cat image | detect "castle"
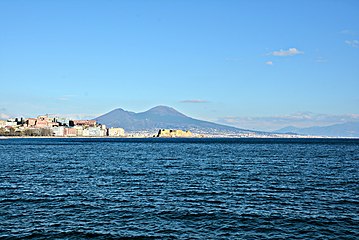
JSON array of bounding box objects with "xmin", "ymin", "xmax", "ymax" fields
[{"xmin": 156, "ymin": 129, "xmax": 193, "ymax": 138}]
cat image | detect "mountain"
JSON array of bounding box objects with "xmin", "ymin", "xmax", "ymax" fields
[
  {"xmin": 275, "ymin": 122, "xmax": 359, "ymax": 137},
  {"xmin": 94, "ymin": 106, "xmax": 253, "ymax": 134}
]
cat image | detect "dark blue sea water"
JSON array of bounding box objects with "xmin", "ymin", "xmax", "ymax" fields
[{"xmin": 0, "ymin": 138, "xmax": 358, "ymax": 239}]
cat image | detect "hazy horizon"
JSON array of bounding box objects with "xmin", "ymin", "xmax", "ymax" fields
[{"xmin": 1, "ymin": 1, "xmax": 358, "ymax": 131}]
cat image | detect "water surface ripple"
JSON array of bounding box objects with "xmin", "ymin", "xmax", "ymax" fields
[{"xmin": 0, "ymin": 138, "xmax": 358, "ymax": 239}]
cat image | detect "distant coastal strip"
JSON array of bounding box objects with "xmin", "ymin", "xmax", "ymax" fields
[{"xmin": 3, "ymin": 106, "xmax": 355, "ymax": 138}]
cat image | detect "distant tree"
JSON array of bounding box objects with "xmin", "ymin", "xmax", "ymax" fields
[
  {"xmin": 8, "ymin": 127, "xmax": 15, "ymax": 136},
  {"xmin": 24, "ymin": 129, "xmax": 40, "ymax": 136},
  {"xmin": 24, "ymin": 129, "xmax": 32, "ymax": 136},
  {"xmin": 40, "ymin": 128, "xmax": 52, "ymax": 136}
]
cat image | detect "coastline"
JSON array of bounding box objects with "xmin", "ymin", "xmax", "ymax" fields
[{"xmin": 1, "ymin": 135, "xmax": 358, "ymax": 140}]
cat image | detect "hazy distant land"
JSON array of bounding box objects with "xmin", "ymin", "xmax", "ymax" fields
[{"xmin": 2, "ymin": 106, "xmax": 357, "ymax": 138}]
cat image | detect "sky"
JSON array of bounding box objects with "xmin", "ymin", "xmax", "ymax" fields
[{"xmin": 0, "ymin": 0, "xmax": 358, "ymax": 131}]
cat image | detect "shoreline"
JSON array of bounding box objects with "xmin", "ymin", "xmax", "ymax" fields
[{"xmin": 1, "ymin": 136, "xmax": 358, "ymax": 140}]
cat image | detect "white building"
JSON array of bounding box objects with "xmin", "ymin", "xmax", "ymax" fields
[
  {"xmin": 5, "ymin": 121, "xmax": 17, "ymax": 127},
  {"xmin": 51, "ymin": 126, "xmax": 65, "ymax": 137},
  {"xmin": 74, "ymin": 125, "xmax": 84, "ymax": 136},
  {"xmin": 83, "ymin": 127, "xmax": 103, "ymax": 137},
  {"xmin": 56, "ymin": 117, "xmax": 70, "ymax": 126}
]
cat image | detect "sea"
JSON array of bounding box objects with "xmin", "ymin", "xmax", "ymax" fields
[{"xmin": 0, "ymin": 138, "xmax": 358, "ymax": 239}]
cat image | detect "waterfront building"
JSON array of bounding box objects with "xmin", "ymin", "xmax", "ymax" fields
[
  {"xmin": 64, "ymin": 128, "xmax": 77, "ymax": 137},
  {"xmin": 51, "ymin": 126, "xmax": 65, "ymax": 137},
  {"xmin": 83, "ymin": 127, "xmax": 103, "ymax": 137},
  {"xmin": 156, "ymin": 129, "xmax": 193, "ymax": 138},
  {"xmin": 108, "ymin": 127, "xmax": 125, "ymax": 137},
  {"xmin": 74, "ymin": 125, "xmax": 84, "ymax": 137},
  {"xmin": 1, "ymin": 114, "xmax": 127, "ymax": 138}
]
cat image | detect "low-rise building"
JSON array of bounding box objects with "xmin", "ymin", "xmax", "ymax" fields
[
  {"xmin": 47, "ymin": 122, "xmax": 59, "ymax": 127},
  {"xmin": 70, "ymin": 120, "xmax": 96, "ymax": 127},
  {"xmin": 51, "ymin": 126, "xmax": 65, "ymax": 137},
  {"xmin": 74, "ymin": 125, "xmax": 84, "ymax": 136},
  {"xmin": 36, "ymin": 115, "xmax": 56, "ymax": 128},
  {"xmin": 64, "ymin": 128, "xmax": 77, "ymax": 137},
  {"xmin": 83, "ymin": 127, "xmax": 102, "ymax": 137},
  {"xmin": 26, "ymin": 115, "xmax": 59, "ymax": 128},
  {"xmin": 56, "ymin": 117, "xmax": 70, "ymax": 126},
  {"xmin": 5, "ymin": 121, "xmax": 18, "ymax": 127},
  {"xmin": 27, "ymin": 118, "xmax": 37, "ymax": 127}
]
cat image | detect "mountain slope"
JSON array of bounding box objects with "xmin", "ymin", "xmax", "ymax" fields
[
  {"xmin": 275, "ymin": 122, "xmax": 359, "ymax": 137},
  {"xmin": 95, "ymin": 106, "xmax": 252, "ymax": 134}
]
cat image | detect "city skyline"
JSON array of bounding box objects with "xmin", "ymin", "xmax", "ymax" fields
[{"xmin": 1, "ymin": 1, "xmax": 358, "ymax": 131}]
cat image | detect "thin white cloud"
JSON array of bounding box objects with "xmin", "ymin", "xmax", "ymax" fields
[
  {"xmin": 180, "ymin": 99, "xmax": 209, "ymax": 103},
  {"xmin": 0, "ymin": 107, "xmax": 11, "ymax": 119},
  {"xmin": 0, "ymin": 112, "xmax": 98, "ymax": 121},
  {"xmin": 265, "ymin": 61, "xmax": 273, "ymax": 65},
  {"xmin": 46, "ymin": 113, "xmax": 99, "ymax": 120},
  {"xmin": 270, "ymin": 48, "xmax": 304, "ymax": 57},
  {"xmin": 345, "ymin": 40, "xmax": 359, "ymax": 48},
  {"xmin": 340, "ymin": 29, "xmax": 356, "ymax": 35}
]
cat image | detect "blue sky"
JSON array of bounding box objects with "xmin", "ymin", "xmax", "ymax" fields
[{"xmin": 0, "ymin": 0, "xmax": 358, "ymax": 130}]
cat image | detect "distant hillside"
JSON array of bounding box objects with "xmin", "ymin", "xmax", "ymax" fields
[
  {"xmin": 275, "ymin": 122, "xmax": 359, "ymax": 137},
  {"xmin": 95, "ymin": 106, "xmax": 253, "ymax": 134}
]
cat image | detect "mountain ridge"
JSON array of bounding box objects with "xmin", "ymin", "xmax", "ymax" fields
[
  {"xmin": 274, "ymin": 121, "xmax": 359, "ymax": 137},
  {"xmin": 94, "ymin": 106, "xmax": 252, "ymax": 134},
  {"xmin": 94, "ymin": 106, "xmax": 359, "ymax": 137}
]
